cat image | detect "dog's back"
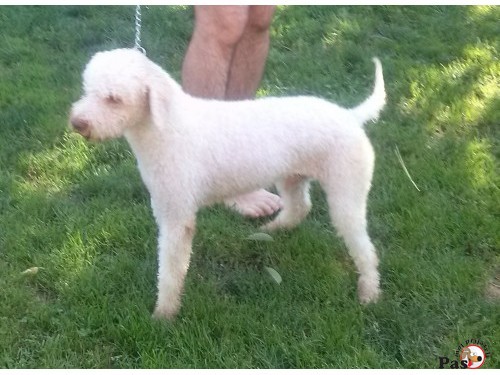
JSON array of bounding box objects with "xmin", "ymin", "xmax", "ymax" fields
[{"xmin": 183, "ymin": 57, "xmax": 385, "ymax": 134}]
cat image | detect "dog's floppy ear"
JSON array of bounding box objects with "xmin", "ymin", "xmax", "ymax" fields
[
  {"xmin": 147, "ymin": 76, "xmax": 171, "ymax": 129},
  {"xmin": 146, "ymin": 61, "xmax": 183, "ymax": 128}
]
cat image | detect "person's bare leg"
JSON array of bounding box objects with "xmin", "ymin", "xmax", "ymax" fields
[
  {"xmin": 223, "ymin": 5, "xmax": 282, "ymax": 218},
  {"xmin": 226, "ymin": 6, "xmax": 275, "ymax": 99},
  {"xmin": 182, "ymin": 6, "xmax": 248, "ymax": 99},
  {"xmin": 182, "ymin": 6, "xmax": 282, "ymax": 218}
]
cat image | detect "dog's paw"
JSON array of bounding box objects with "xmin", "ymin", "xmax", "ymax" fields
[
  {"xmin": 358, "ymin": 276, "xmax": 381, "ymax": 304},
  {"xmin": 152, "ymin": 304, "xmax": 178, "ymax": 320},
  {"xmin": 260, "ymin": 220, "xmax": 280, "ymax": 232}
]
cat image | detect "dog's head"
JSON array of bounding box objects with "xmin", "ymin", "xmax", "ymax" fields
[{"xmin": 70, "ymin": 48, "xmax": 171, "ymax": 141}]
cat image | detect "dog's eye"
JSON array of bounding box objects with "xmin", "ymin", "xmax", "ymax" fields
[{"xmin": 105, "ymin": 94, "xmax": 122, "ymax": 105}]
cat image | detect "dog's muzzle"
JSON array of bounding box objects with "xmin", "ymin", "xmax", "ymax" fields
[{"xmin": 70, "ymin": 115, "xmax": 91, "ymax": 139}]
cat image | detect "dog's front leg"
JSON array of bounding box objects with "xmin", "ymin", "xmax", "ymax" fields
[{"xmin": 152, "ymin": 215, "xmax": 196, "ymax": 320}]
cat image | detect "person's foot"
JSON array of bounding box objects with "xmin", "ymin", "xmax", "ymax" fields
[{"xmin": 225, "ymin": 189, "xmax": 282, "ymax": 218}]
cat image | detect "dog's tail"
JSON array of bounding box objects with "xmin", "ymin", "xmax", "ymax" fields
[{"xmin": 350, "ymin": 57, "xmax": 386, "ymax": 126}]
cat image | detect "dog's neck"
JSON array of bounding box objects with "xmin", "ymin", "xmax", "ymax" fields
[{"xmin": 124, "ymin": 119, "xmax": 166, "ymax": 159}]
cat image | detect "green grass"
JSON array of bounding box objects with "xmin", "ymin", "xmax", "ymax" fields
[{"xmin": 0, "ymin": 5, "xmax": 498, "ymax": 369}]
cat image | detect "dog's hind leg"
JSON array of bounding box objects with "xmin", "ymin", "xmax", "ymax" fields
[
  {"xmin": 321, "ymin": 166, "xmax": 380, "ymax": 304},
  {"xmin": 262, "ymin": 175, "xmax": 311, "ymax": 231}
]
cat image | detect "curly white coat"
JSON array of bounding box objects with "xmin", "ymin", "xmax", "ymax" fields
[{"xmin": 70, "ymin": 48, "xmax": 386, "ymax": 319}]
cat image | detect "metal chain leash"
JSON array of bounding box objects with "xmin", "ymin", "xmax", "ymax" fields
[{"xmin": 134, "ymin": 5, "xmax": 146, "ymax": 54}]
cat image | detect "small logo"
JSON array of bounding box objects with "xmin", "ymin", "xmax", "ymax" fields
[
  {"xmin": 459, "ymin": 344, "xmax": 486, "ymax": 369},
  {"xmin": 438, "ymin": 338, "xmax": 491, "ymax": 369}
]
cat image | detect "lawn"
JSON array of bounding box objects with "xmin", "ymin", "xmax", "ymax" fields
[{"xmin": 0, "ymin": 5, "xmax": 498, "ymax": 369}]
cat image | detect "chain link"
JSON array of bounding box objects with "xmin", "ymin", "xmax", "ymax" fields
[{"xmin": 134, "ymin": 5, "xmax": 146, "ymax": 54}]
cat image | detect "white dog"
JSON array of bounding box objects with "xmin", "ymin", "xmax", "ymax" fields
[{"xmin": 70, "ymin": 48, "xmax": 386, "ymax": 319}]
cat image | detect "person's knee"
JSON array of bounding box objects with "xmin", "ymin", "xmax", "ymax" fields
[
  {"xmin": 246, "ymin": 6, "xmax": 275, "ymax": 34},
  {"xmin": 193, "ymin": 6, "xmax": 249, "ymax": 48}
]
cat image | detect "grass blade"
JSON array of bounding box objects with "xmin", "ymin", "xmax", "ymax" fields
[{"xmin": 395, "ymin": 145, "xmax": 421, "ymax": 192}]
